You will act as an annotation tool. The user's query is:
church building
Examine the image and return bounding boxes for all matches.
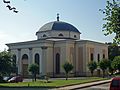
[6,15,108,77]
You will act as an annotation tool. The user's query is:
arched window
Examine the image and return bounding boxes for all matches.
[35,53,39,65]
[22,54,28,76]
[43,34,47,37]
[103,54,105,59]
[97,54,100,62]
[58,33,63,36]
[35,53,40,74]
[55,53,60,74]
[22,54,28,59]
[90,53,94,61]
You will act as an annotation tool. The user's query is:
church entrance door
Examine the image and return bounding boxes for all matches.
[22,54,28,77]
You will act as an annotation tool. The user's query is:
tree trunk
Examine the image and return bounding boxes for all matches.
[32,74,34,82]
[33,73,37,82]
[34,74,36,81]
[66,73,68,80]
[91,71,93,77]
[103,70,105,78]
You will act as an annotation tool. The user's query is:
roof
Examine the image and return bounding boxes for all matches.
[37,21,80,33]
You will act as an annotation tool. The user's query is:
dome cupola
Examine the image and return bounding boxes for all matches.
[36,14,81,40]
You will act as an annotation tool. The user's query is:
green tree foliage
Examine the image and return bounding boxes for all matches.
[28,64,39,81]
[99,59,110,77]
[107,43,120,60]
[0,51,13,76]
[87,61,97,76]
[106,43,120,75]
[111,56,120,71]
[100,0,120,44]
[62,61,73,80]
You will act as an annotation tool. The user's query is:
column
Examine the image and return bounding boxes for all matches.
[18,49,21,75]
[40,46,47,75]
[74,42,76,76]
[29,48,33,65]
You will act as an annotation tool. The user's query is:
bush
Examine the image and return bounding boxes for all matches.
[0,76,6,83]
[87,61,97,76]
[112,56,120,71]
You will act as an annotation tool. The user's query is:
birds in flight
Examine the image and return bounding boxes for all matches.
[3,0,18,13]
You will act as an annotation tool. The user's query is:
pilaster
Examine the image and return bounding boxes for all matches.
[29,48,33,65]
[40,46,47,75]
[18,49,21,75]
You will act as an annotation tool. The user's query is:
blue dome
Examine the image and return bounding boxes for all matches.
[38,21,80,33]
[52,21,80,33]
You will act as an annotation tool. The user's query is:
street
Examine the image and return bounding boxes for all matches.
[78,83,110,90]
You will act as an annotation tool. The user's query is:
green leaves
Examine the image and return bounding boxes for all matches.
[28,64,39,74]
[87,61,97,76]
[98,59,110,77]
[62,61,73,80]
[28,63,39,81]
[99,59,110,71]
[101,0,120,44]
[0,51,13,76]
[111,56,120,70]
[88,61,97,71]
[63,62,73,74]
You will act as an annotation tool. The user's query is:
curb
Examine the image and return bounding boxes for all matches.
[71,80,111,90]
[58,80,111,90]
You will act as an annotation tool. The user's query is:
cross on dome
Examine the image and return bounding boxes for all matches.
[57,13,59,21]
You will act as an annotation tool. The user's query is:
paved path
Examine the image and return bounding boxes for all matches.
[56,79,111,90]
[78,83,110,90]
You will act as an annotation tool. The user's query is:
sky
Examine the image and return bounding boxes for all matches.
[0,0,115,51]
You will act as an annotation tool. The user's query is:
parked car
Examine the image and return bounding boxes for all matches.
[3,76,13,82]
[110,77,120,90]
[8,76,23,83]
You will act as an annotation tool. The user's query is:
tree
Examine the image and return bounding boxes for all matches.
[0,51,13,76]
[106,43,120,75]
[28,64,39,81]
[107,43,120,60]
[62,61,73,80]
[111,56,120,71]
[87,61,97,76]
[100,0,120,44]
[99,59,110,77]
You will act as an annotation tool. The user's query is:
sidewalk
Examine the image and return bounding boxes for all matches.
[56,79,111,90]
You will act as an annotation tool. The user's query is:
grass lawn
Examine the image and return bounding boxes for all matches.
[0,77,108,88]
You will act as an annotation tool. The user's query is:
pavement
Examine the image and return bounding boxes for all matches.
[56,79,111,90]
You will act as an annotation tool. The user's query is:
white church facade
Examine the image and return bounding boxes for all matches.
[6,16,108,77]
